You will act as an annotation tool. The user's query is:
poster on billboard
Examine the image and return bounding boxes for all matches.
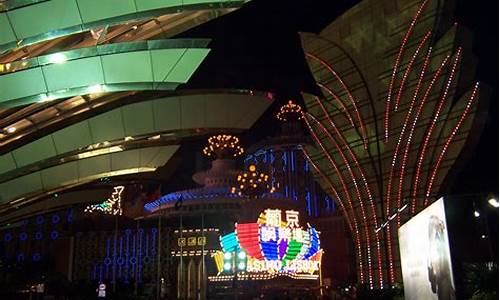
[398,198,456,300]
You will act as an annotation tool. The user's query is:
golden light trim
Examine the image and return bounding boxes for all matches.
[276,100,303,122]
[202,134,244,158]
[77,146,123,160]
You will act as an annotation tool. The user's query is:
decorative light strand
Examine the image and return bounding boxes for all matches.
[301,148,353,232]
[385,48,433,222]
[394,31,432,111]
[384,47,433,284]
[301,146,364,284]
[396,54,451,227]
[424,83,480,203]
[231,164,275,198]
[304,113,374,288]
[317,82,355,128]
[276,100,303,122]
[308,53,368,149]
[314,97,384,288]
[385,0,430,142]
[411,48,462,213]
[84,186,125,215]
[202,134,244,158]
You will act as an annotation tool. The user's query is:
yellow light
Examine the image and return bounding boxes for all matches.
[249,165,256,172]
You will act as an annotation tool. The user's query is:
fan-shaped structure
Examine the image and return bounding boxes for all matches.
[300,0,488,289]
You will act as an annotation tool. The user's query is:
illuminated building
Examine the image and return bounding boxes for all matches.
[0,0,272,225]
[0,0,492,297]
[0,2,274,297]
[300,0,489,289]
[244,101,356,285]
[143,135,323,298]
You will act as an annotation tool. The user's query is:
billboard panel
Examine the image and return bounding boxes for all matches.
[399,198,455,300]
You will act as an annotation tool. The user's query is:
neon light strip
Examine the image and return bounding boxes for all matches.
[396,54,451,227]
[297,230,311,260]
[303,227,320,259]
[220,232,239,252]
[259,228,279,260]
[394,31,432,111]
[308,53,368,149]
[411,49,462,213]
[236,223,264,260]
[425,83,479,203]
[313,97,384,288]
[385,0,430,142]
[303,115,372,286]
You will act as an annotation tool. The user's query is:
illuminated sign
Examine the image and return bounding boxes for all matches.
[84,186,124,215]
[178,236,206,247]
[214,209,322,276]
[171,228,219,257]
[399,198,456,299]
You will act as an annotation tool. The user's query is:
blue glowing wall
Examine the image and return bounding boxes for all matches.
[74,227,163,284]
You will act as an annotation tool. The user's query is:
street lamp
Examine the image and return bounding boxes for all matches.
[474,210,481,218]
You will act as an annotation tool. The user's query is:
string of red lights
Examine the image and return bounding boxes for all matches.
[304,113,375,288]
[307,53,367,149]
[396,53,451,227]
[385,0,430,142]
[313,97,385,288]
[411,48,462,213]
[300,147,365,284]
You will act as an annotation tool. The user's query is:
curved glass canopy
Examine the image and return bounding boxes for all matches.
[0,91,273,206]
[0,91,272,176]
[0,0,248,52]
[0,39,210,107]
[0,145,179,206]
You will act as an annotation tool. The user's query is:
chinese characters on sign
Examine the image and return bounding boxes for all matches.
[178,236,206,247]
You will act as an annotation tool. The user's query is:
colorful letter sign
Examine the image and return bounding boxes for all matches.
[216,209,322,275]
